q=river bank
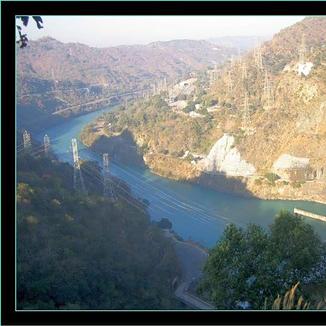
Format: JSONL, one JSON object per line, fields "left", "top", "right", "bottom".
{"left": 80, "top": 124, "right": 326, "bottom": 206}
{"left": 34, "top": 105, "right": 326, "bottom": 248}
{"left": 143, "top": 153, "right": 326, "bottom": 206}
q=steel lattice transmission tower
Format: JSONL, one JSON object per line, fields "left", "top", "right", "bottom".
{"left": 262, "top": 71, "right": 274, "bottom": 109}
{"left": 242, "top": 92, "right": 250, "bottom": 131}
{"left": 226, "top": 70, "right": 233, "bottom": 93}
{"left": 299, "top": 33, "right": 306, "bottom": 64}
{"left": 241, "top": 62, "right": 247, "bottom": 81}
{"left": 44, "top": 134, "right": 50, "bottom": 155}
{"left": 23, "top": 130, "right": 32, "bottom": 149}
{"left": 51, "top": 68, "right": 58, "bottom": 92}
{"left": 254, "top": 46, "right": 263, "bottom": 70}
{"left": 71, "top": 138, "right": 87, "bottom": 194}
{"left": 103, "top": 153, "right": 116, "bottom": 200}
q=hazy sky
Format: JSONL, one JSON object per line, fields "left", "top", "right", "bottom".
{"left": 22, "top": 16, "right": 306, "bottom": 48}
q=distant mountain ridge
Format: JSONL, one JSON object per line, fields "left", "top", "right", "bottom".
{"left": 17, "top": 37, "right": 237, "bottom": 131}
{"left": 208, "top": 35, "right": 272, "bottom": 52}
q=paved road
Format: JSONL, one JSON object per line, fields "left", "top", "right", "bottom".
{"left": 175, "top": 282, "right": 215, "bottom": 310}
{"left": 164, "top": 230, "right": 215, "bottom": 310}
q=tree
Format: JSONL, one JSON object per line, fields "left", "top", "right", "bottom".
{"left": 199, "top": 211, "right": 324, "bottom": 309}
{"left": 156, "top": 218, "right": 172, "bottom": 230}
{"left": 269, "top": 210, "right": 323, "bottom": 284}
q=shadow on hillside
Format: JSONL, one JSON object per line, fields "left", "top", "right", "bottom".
{"left": 90, "top": 129, "right": 145, "bottom": 166}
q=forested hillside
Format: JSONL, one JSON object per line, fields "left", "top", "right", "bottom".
{"left": 17, "top": 152, "right": 181, "bottom": 309}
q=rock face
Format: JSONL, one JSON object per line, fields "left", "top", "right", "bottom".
{"left": 199, "top": 134, "right": 256, "bottom": 177}
{"left": 272, "top": 154, "right": 310, "bottom": 181}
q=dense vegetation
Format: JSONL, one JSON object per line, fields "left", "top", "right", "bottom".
{"left": 81, "top": 93, "right": 219, "bottom": 159}
{"left": 17, "top": 152, "right": 181, "bottom": 309}
{"left": 198, "top": 211, "right": 326, "bottom": 309}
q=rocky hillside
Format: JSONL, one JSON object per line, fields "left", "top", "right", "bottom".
{"left": 17, "top": 37, "right": 236, "bottom": 131}
{"left": 80, "top": 17, "right": 326, "bottom": 204}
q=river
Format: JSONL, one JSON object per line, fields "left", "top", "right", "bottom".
{"left": 35, "top": 106, "right": 326, "bottom": 248}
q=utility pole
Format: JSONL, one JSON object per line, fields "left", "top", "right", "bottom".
{"left": 254, "top": 46, "right": 263, "bottom": 70}
{"left": 263, "top": 70, "right": 273, "bottom": 108}
{"left": 44, "top": 134, "right": 50, "bottom": 155}
{"left": 227, "top": 70, "right": 233, "bottom": 93}
{"left": 299, "top": 33, "right": 306, "bottom": 64}
{"left": 71, "top": 138, "right": 87, "bottom": 194}
{"left": 23, "top": 130, "right": 31, "bottom": 150}
{"left": 241, "top": 62, "right": 247, "bottom": 81}
{"left": 51, "top": 68, "right": 58, "bottom": 92}
{"left": 242, "top": 92, "right": 250, "bottom": 131}
{"left": 103, "top": 153, "right": 116, "bottom": 200}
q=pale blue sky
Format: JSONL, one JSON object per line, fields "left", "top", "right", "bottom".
{"left": 22, "top": 16, "right": 306, "bottom": 48}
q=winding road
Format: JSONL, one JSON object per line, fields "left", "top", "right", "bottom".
{"left": 164, "top": 230, "right": 215, "bottom": 310}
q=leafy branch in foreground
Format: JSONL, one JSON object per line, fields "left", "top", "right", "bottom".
{"left": 16, "top": 16, "right": 43, "bottom": 48}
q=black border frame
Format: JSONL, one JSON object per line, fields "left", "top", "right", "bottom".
{"left": 2, "top": 1, "right": 326, "bottom": 325}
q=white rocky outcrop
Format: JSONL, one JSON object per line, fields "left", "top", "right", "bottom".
{"left": 189, "top": 111, "right": 205, "bottom": 118}
{"left": 298, "top": 62, "right": 314, "bottom": 76}
{"left": 198, "top": 134, "right": 256, "bottom": 177}
{"left": 273, "top": 154, "right": 309, "bottom": 170}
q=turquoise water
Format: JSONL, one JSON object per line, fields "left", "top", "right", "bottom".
{"left": 35, "top": 106, "right": 326, "bottom": 248}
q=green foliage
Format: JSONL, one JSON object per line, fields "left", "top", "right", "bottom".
{"left": 265, "top": 172, "right": 281, "bottom": 185}
{"left": 292, "top": 181, "right": 305, "bottom": 188}
{"left": 199, "top": 211, "right": 325, "bottom": 309}
{"left": 183, "top": 102, "right": 196, "bottom": 113}
{"left": 202, "top": 98, "right": 218, "bottom": 109}
{"left": 156, "top": 218, "right": 173, "bottom": 230}
{"left": 17, "top": 154, "right": 181, "bottom": 310}
{"left": 254, "top": 178, "right": 263, "bottom": 186}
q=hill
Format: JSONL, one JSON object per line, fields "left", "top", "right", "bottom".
{"left": 79, "top": 17, "right": 326, "bottom": 204}
{"left": 17, "top": 151, "right": 182, "bottom": 309}
{"left": 208, "top": 35, "right": 271, "bottom": 52}
{"left": 17, "top": 37, "right": 236, "bottom": 131}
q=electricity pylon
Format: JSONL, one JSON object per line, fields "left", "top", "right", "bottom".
{"left": 103, "top": 153, "right": 116, "bottom": 200}
{"left": 23, "top": 130, "right": 31, "bottom": 149}
{"left": 263, "top": 71, "right": 273, "bottom": 109}
{"left": 241, "top": 62, "right": 247, "bottom": 81}
{"left": 44, "top": 134, "right": 50, "bottom": 155}
{"left": 242, "top": 92, "right": 250, "bottom": 131}
{"left": 227, "top": 70, "right": 233, "bottom": 93}
{"left": 299, "top": 33, "right": 306, "bottom": 64}
{"left": 71, "top": 138, "right": 87, "bottom": 194}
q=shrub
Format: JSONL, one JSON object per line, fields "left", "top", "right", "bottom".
{"left": 265, "top": 172, "right": 281, "bottom": 184}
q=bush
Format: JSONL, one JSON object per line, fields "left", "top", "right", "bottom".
{"left": 265, "top": 172, "right": 281, "bottom": 184}
{"left": 156, "top": 218, "right": 173, "bottom": 230}
{"left": 292, "top": 181, "right": 304, "bottom": 188}
{"left": 254, "top": 178, "right": 263, "bottom": 186}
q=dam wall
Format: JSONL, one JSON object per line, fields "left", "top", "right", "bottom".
{"left": 294, "top": 208, "right": 326, "bottom": 222}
